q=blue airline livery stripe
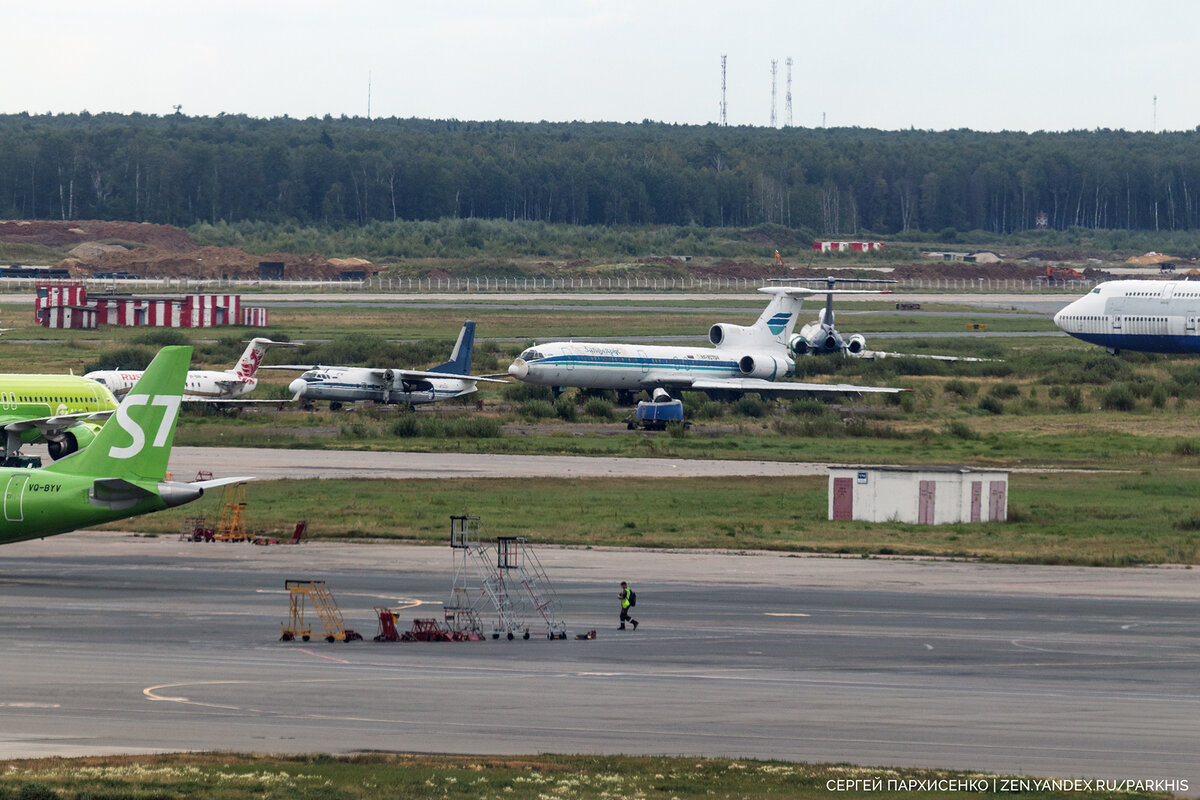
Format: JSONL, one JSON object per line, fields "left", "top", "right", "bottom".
{"left": 1068, "top": 333, "right": 1200, "bottom": 354}
{"left": 535, "top": 354, "right": 739, "bottom": 373}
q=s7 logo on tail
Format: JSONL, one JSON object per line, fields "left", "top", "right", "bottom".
{"left": 108, "top": 395, "right": 183, "bottom": 458}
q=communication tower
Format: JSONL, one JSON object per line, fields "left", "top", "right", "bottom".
{"left": 785, "top": 57, "right": 793, "bottom": 127}
{"left": 720, "top": 54, "right": 728, "bottom": 126}
{"left": 770, "top": 59, "right": 778, "bottom": 127}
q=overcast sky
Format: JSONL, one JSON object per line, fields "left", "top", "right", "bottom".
{"left": 4, "top": 1, "right": 1196, "bottom": 132}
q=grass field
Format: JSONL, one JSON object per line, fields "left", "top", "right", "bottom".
{"left": 0, "top": 753, "right": 1179, "bottom": 800}
{"left": 7, "top": 291, "right": 1200, "bottom": 565}
{"left": 116, "top": 472, "right": 1200, "bottom": 565}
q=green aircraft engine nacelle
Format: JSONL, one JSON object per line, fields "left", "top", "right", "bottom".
{"left": 46, "top": 422, "right": 100, "bottom": 461}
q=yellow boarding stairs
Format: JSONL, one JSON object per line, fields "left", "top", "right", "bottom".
{"left": 280, "top": 580, "right": 362, "bottom": 642}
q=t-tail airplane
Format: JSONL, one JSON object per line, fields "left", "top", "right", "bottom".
{"left": 0, "top": 346, "right": 250, "bottom": 546}
{"left": 772, "top": 276, "right": 987, "bottom": 362}
{"left": 85, "top": 337, "right": 296, "bottom": 401}
{"left": 1053, "top": 279, "right": 1200, "bottom": 354}
{"left": 507, "top": 287, "right": 905, "bottom": 400}
{"left": 0, "top": 374, "right": 119, "bottom": 465}
{"left": 264, "top": 321, "right": 507, "bottom": 409}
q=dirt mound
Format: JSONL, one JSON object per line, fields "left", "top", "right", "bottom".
{"left": 59, "top": 245, "right": 348, "bottom": 280}
{"left": 1126, "top": 252, "right": 1178, "bottom": 265}
{"left": 0, "top": 219, "right": 195, "bottom": 251}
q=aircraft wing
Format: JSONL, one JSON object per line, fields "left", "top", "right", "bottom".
{"left": 856, "top": 349, "right": 992, "bottom": 362}
{"left": 4, "top": 411, "right": 113, "bottom": 438}
{"left": 374, "top": 368, "right": 509, "bottom": 384}
{"left": 181, "top": 397, "right": 295, "bottom": 404}
{"left": 643, "top": 374, "right": 905, "bottom": 398}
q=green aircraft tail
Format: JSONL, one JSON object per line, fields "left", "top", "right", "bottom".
{"left": 45, "top": 346, "right": 191, "bottom": 482}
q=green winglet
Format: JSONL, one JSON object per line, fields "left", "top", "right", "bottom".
{"left": 45, "top": 346, "right": 191, "bottom": 482}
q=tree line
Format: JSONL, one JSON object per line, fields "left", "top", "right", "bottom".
{"left": 3, "top": 111, "right": 1200, "bottom": 236}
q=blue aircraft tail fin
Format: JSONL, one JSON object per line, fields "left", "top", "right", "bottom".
{"left": 430, "top": 321, "right": 475, "bottom": 375}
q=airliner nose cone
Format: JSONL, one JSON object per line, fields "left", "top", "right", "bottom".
{"left": 288, "top": 378, "right": 307, "bottom": 397}
{"left": 508, "top": 359, "right": 529, "bottom": 379}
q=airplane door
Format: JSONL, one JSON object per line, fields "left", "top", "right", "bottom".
{"left": 637, "top": 350, "right": 649, "bottom": 374}
{"left": 1188, "top": 315, "right": 1197, "bottom": 334}
{"left": 564, "top": 346, "right": 574, "bottom": 371}
{"left": 4, "top": 474, "right": 28, "bottom": 522}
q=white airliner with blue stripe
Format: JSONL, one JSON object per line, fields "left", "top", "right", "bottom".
{"left": 1054, "top": 279, "right": 1200, "bottom": 354}
{"left": 507, "top": 288, "right": 905, "bottom": 399}
{"left": 264, "top": 321, "right": 506, "bottom": 408}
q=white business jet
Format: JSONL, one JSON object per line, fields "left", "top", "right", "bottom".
{"left": 85, "top": 338, "right": 296, "bottom": 401}
{"left": 507, "top": 287, "right": 905, "bottom": 400}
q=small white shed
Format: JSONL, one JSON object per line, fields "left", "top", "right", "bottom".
{"left": 828, "top": 466, "right": 1008, "bottom": 524}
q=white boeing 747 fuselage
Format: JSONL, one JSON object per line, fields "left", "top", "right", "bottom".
{"left": 1054, "top": 279, "right": 1200, "bottom": 354}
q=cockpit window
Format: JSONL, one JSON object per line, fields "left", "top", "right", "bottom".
{"left": 519, "top": 349, "right": 544, "bottom": 361}
{"left": 1091, "top": 288, "right": 1101, "bottom": 293}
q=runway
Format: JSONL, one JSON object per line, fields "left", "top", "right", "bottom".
{"left": 164, "top": 446, "right": 836, "bottom": 480}
{"left": 0, "top": 535, "right": 1196, "bottom": 789}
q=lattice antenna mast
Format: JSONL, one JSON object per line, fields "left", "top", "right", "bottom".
{"left": 769, "top": 59, "right": 778, "bottom": 127}
{"left": 785, "top": 57, "right": 793, "bottom": 127}
{"left": 720, "top": 54, "right": 728, "bottom": 126}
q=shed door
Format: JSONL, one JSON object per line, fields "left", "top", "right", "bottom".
{"left": 988, "top": 481, "right": 1007, "bottom": 522}
{"left": 970, "top": 480, "right": 982, "bottom": 523}
{"left": 832, "top": 477, "right": 853, "bottom": 520}
{"left": 918, "top": 480, "right": 936, "bottom": 524}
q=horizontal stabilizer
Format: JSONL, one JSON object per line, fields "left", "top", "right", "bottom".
{"left": 89, "top": 478, "right": 155, "bottom": 511}
{"left": 192, "top": 476, "right": 256, "bottom": 490}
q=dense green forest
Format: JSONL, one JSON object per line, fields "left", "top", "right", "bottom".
{"left": 4, "top": 112, "right": 1200, "bottom": 236}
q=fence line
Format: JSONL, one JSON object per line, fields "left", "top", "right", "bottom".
{"left": 0, "top": 275, "right": 1099, "bottom": 294}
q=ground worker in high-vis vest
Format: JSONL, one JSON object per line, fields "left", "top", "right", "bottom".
{"left": 618, "top": 581, "right": 639, "bottom": 630}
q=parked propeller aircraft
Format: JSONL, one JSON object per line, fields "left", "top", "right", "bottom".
{"left": 0, "top": 346, "right": 250, "bottom": 546}
{"left": 1053, "top": 279, "right": 1200, "bottom": 354}
{"left": 265, "top": 321, "right": 506, "bottom": 409}
{"left": 0, "top": 374, "right": 118, "bottom": 465}
{"left": 771, "top": 277, "right": 987, "bottom": 362}
{"left": 85, "top": 338, "right": 295, "bottom": 401}
{"left": 507, "top": 287, "right": 905, "bottom": 400}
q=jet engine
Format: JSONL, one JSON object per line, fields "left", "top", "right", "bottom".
{"left": 788, "top": 334, "right": 810, "bottom": 356}
{"left": 708, "top": 323, "right": 754, "bottom": 347}
{"left": 737, "top": 354, "right": 795, "bottom": 380}
{"left": 46, "top": 422, "right": 99, "bottom": 460}
{"left": 651, "top": 387, "right": 673, "bottom": 403}
{"left": 846, "top": 334, "right": 867, "bottom": 355}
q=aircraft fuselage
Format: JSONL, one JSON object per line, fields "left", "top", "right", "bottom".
{"left": 288, "top": 367, "right": 476, "bottom": 406}
{"left": 508, "top": 342, "right": 791, "bottom": 390}
{"left": 0, "top": 469, "right": 168, "bottom": 545}
{"left": 1054, "top": 280, "right": 1200, "bottom": 354}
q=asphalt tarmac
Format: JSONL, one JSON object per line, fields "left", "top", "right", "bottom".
{"left": 0, "top": 535, "right": 1196, "bottom": 790}
{"left": 165, "top": 446, "right": 836, "bottom": 480}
